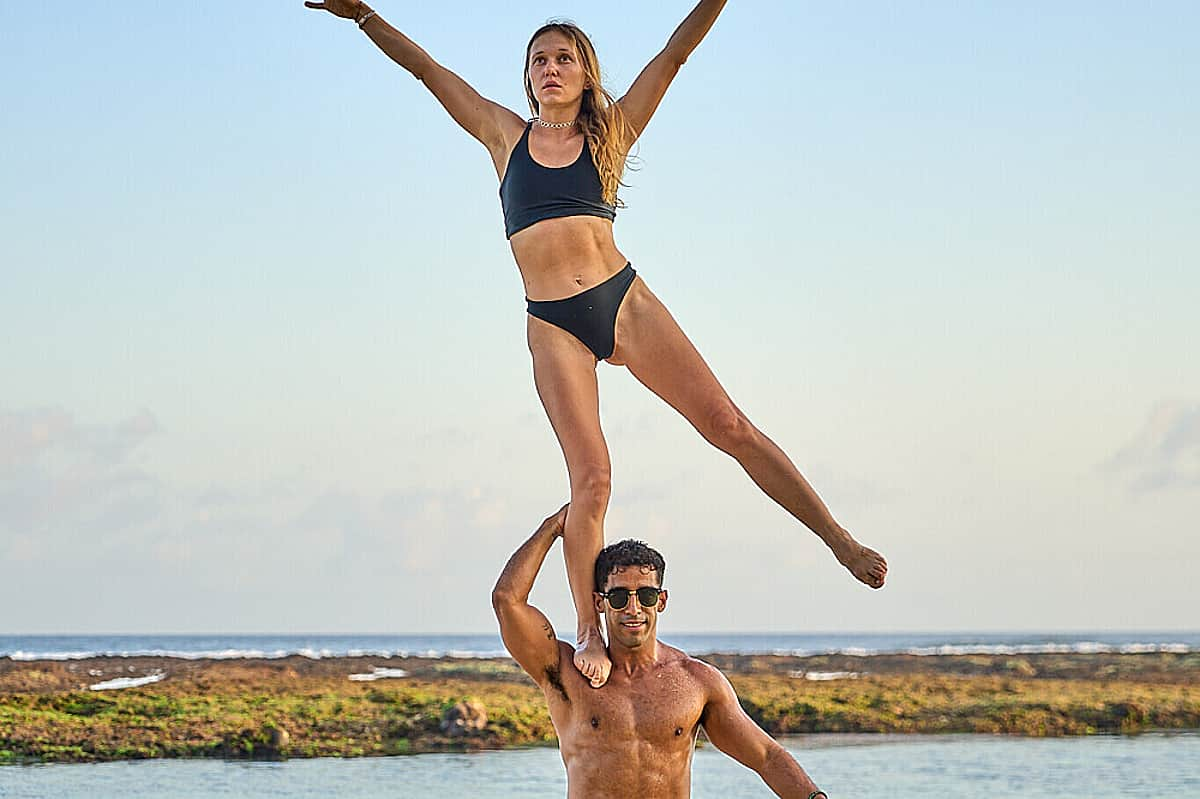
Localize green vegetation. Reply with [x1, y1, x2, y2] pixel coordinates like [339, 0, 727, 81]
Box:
[1, 653, 1196, 764]
[730, 674, 1200, 736]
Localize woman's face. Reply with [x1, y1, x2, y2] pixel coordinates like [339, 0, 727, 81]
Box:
[528, 31, 588, 111]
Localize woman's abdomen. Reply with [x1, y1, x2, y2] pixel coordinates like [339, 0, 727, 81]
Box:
[511, 217, 628, 301]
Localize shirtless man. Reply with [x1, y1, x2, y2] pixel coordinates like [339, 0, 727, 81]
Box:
[492, 506, 829, 798]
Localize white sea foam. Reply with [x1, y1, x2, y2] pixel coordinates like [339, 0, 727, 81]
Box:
[838, 647, 874, 657]
[901, 642, 1193, 657]
[5, 648, 509, 662]
[717, 642, 1197, 659]
[792, 671, 861, 681]
[348, 667, 409, 682]
[1119, 643, 1190, 654]
[2, 638, 1192, 662]
[90, 673, 166, 691]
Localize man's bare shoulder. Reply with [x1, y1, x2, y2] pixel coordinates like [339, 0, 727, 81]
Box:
[681, 654, 726, 684]
[659, 643, 725, 691]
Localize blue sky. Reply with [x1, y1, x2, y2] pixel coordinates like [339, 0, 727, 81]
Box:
[2, 1, 1197, 634]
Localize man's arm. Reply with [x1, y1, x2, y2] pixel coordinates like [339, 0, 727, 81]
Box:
[491, 506, 568, 681]
[699, 664, 824, 798]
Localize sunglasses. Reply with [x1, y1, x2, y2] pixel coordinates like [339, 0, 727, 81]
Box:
[600, 586, 664, 610]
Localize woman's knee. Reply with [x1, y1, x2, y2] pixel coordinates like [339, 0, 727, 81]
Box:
[702, 405, 758, 454]
[569, 466, 612, 511]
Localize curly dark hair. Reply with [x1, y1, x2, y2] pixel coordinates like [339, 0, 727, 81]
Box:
[594, 539, 666, 592]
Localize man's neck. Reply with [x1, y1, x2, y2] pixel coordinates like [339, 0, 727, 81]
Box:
[608, 637, 661, 676]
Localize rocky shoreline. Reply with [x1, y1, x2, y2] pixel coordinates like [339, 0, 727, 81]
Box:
[2, 651, 1198, 764]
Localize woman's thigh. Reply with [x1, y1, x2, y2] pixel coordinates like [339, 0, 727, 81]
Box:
[610, 278, 741, 428]
[527, 315, 612, 479]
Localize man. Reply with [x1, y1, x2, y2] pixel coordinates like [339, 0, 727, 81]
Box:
[491, 505, 829, 798]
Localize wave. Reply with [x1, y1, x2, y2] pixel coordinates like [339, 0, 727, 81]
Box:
[3, 641, 1191, 661]
[749, 642, 1194, 658]
[4, 648, 511, 662]
[901, 642, 1192, 657]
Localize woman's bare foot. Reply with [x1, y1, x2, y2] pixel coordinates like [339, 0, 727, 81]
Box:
[574, 629, 611, 688]
[829, 530, 888, 589]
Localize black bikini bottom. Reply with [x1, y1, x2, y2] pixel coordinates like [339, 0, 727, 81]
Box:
[526, 263, 636, 360]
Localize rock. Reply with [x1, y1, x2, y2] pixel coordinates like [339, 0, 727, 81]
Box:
[267, 725, 290, 749]
[1005, 659, 1038, 677]
[440, 700, 488, 736]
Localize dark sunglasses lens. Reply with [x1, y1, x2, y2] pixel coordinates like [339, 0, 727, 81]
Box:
[636, 587, 660, 608]
[607, 589, 631, 609]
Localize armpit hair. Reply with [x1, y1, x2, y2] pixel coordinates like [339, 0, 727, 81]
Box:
[544, 665, 570, 703]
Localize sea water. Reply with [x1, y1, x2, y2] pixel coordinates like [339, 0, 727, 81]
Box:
[3, 631, 1197, 660]
[2, 733, 1198, 798]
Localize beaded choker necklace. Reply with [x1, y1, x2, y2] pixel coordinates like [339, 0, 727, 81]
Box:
[535, 117, 577, 129]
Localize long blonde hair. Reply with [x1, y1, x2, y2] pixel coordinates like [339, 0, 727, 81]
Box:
[523, 21, 633, 207]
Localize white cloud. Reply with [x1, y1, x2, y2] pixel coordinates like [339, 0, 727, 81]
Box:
[0, 407, 159, 470]
[0, 407, 164, 558]
[0, 404, 534, 629]
[1105, 400, 1200, 492]
[0, 407, 75, 470]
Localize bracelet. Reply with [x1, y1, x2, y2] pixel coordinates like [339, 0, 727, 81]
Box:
[356, 6, 377, 27]
[808, 793, 828, 799]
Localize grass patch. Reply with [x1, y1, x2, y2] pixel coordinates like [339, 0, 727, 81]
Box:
[2, 653, 1198, 763]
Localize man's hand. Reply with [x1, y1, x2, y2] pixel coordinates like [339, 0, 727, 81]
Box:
[304, 0, 364, 19]
[541, 504, 569, 540]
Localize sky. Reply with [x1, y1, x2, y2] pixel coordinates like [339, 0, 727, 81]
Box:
[1, 1, 1197, 635]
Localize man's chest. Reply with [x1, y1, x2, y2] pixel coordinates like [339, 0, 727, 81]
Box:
[552, 672, 706, 746]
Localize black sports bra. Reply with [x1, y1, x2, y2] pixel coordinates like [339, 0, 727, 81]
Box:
[499, 121, 617, 239]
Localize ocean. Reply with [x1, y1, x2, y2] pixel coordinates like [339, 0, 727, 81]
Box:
[2, 630, 1197, 661]
[4, 631, 1198, 796]
[3, 733, 1198, 798]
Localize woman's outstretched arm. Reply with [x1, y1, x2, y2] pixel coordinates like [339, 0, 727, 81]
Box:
[618, 0, 728, 143]
[305, 1, 521, 152]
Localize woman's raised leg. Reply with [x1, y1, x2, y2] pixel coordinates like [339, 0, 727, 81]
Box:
[610, 279, 888, 588]
[528, 315, 614, 687]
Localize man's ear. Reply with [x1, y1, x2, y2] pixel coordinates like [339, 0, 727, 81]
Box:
[657, 589, 668, 612]
[593, 591, 606, 615]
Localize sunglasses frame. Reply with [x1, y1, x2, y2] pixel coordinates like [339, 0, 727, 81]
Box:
[599, 586, 665, 610]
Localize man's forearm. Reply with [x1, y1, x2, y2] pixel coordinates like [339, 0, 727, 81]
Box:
[664, 0, 728, 65]
[760, 743, 821, 798]
[491, 511, 563, 605]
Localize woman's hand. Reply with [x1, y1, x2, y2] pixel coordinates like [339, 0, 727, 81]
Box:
[303, 0, 365, 20]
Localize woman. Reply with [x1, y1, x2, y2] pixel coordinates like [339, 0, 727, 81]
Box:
[305, 0, 888, 688]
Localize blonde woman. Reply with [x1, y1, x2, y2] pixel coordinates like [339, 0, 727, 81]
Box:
[305, 0, 888, 688]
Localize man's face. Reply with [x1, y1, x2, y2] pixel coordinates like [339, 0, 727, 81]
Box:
[595, 565, 667, 650]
